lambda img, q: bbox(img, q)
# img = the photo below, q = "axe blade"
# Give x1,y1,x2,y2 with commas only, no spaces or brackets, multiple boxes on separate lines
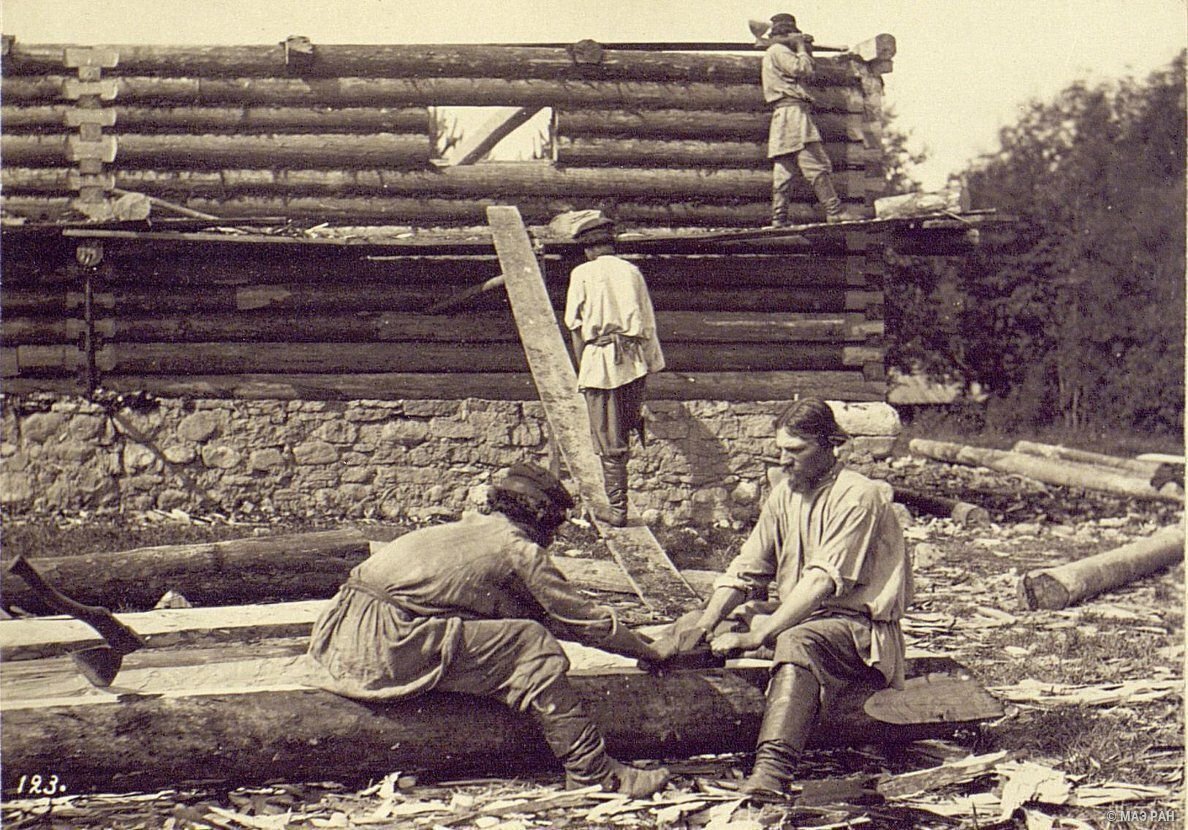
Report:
71,645,123,688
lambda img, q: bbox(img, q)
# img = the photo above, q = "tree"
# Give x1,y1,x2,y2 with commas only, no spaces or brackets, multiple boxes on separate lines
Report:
885,54,1186,434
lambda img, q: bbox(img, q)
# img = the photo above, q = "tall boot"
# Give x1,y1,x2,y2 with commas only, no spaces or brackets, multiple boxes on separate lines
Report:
528,676,671,798
594,454,629,527
811,174,863,224
740,664,821,802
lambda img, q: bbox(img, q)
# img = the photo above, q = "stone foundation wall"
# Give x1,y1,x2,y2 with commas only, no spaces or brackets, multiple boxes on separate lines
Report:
0,397,901,526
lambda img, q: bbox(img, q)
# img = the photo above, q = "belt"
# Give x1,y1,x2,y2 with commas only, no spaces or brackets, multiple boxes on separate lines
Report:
342,578,416,621
587,332,644,365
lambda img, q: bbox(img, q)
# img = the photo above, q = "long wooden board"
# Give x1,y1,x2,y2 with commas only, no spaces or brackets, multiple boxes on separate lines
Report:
487,206,700,619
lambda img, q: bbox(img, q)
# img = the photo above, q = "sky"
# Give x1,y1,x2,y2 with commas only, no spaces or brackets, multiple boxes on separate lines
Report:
4,0,1186,187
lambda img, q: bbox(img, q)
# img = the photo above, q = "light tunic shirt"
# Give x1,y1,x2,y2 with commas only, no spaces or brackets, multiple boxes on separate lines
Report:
308,510,622,701
713,467,914,687
762,43,823,158
564,254,665,391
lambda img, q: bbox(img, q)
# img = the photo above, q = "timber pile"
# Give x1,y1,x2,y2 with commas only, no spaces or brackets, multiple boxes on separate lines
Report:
1,39,892,226
909,438,1184,504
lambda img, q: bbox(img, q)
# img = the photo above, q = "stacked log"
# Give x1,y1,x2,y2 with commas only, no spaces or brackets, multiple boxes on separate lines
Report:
1,39,889,226
909,439,1184,503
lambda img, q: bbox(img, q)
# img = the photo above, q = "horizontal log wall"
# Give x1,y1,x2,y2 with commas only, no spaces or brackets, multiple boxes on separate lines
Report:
2,234,886,401
0,40,890,226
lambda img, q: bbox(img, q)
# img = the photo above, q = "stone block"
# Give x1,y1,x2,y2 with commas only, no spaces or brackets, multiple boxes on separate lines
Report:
731,480,760,504
249,448,287,471
850,435,897,459
430,417,477,440
68,414,106,441
380,419,429,447
341,466,375,484
293,439,337,465
163,444,196,464
202,444,242,469
21,412,65,444
0,471,33,505
46,439,96,464
316,420,358,444
123,443,160,473
178,411,220,442
156,489,190,511
828,402,902,437
403,400,459,418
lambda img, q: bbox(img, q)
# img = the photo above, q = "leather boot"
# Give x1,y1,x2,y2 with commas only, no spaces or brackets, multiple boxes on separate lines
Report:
593,455,629,527
810,174,863,223
529,677,671,798
740,664,820,802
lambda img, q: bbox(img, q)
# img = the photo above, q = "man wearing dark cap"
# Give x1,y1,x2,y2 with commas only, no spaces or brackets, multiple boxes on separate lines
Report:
658,398,913,800
763,13,861,226
559,210,665,527
308,463,674,797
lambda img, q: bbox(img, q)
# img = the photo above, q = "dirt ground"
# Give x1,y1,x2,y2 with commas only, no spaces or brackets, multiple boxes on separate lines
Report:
1,456,1183,829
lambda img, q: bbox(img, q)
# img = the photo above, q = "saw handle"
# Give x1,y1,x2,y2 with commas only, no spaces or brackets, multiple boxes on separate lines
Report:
6,556,144,655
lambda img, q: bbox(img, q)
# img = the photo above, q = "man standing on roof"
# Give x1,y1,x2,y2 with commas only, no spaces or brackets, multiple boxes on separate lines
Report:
308,463,676,797
559,210,665,527
655,398,912,800
763,13,861,227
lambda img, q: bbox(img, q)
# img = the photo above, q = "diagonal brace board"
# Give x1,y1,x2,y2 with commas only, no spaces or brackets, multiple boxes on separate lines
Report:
486,206,700,618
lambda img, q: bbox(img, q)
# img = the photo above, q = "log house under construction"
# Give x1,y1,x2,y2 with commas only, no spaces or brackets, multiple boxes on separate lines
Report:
0,33,945,404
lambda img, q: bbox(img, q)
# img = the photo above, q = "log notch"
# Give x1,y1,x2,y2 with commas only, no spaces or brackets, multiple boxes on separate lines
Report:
0,530,370,613
0,645,1000,794
1018,527,1185,611
909,439,1184,504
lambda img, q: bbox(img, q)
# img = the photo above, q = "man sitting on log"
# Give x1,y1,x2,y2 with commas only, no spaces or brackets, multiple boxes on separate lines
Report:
661,398,913,800
763,13,862,226
307,463,675,797
558,210,665,527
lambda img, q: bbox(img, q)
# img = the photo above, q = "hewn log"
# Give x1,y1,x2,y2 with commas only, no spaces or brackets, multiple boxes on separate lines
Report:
2,312,881,348
2,42,861,86
874,187,969,219
555,137,872,171
1,647,996,794
908,439,1183,504
1,559,726,660
0,104,431,134
893,487,990,527
8,341,870,377
1018,527,1185,611
3,163,798,200
3,370,885,402
1011,441,1164,477
2,76,865,112
0,530,370,614
0,193,815,227
2,133,433,169
555,109,864,141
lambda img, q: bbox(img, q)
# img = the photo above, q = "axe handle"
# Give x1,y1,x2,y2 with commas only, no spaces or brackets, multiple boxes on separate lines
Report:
6,556,144,655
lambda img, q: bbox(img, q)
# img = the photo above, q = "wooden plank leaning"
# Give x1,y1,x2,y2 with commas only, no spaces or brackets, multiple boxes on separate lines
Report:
486,205,700,619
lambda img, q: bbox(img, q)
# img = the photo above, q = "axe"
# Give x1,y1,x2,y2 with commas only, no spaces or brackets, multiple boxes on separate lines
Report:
6,556,145,687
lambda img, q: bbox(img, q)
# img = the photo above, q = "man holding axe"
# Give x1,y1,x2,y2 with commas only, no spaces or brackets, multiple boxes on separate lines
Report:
761,13,861,226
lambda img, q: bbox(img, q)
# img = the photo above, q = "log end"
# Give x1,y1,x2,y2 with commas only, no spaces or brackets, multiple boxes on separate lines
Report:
1017,570,1070,611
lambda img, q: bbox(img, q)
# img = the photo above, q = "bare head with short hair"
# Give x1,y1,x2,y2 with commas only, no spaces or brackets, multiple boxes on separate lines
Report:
774,398,848,448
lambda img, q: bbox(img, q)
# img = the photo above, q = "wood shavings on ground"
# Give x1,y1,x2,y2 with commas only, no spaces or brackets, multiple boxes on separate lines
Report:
990,678,1184,707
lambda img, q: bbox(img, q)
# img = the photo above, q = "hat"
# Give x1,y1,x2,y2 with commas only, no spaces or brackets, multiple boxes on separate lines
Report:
495,464,575,512
549,209,616,244
769,13,800,36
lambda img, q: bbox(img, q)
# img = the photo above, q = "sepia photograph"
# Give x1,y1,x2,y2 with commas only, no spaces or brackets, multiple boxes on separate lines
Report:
0,1,1184,827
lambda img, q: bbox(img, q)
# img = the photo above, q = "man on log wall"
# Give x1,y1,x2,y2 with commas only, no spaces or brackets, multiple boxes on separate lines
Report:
763,13,862,226
658,398,914,800
560,211,666,527
307,464,676,797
